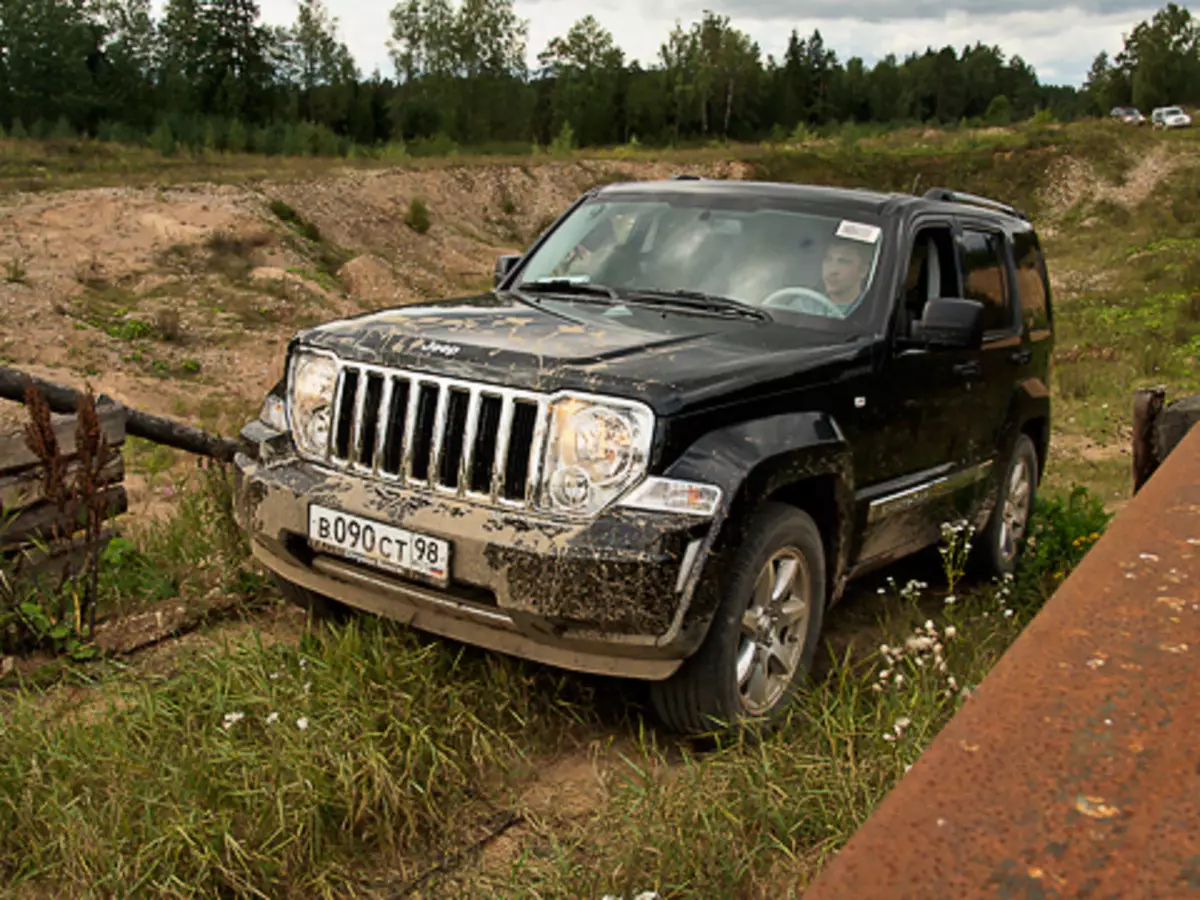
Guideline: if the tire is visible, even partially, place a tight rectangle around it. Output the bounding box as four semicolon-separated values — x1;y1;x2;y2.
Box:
273;574;350;623
650;502;827;736
975;433;1039;579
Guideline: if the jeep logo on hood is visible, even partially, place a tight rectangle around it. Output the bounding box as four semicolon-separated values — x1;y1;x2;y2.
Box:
414;340;462;357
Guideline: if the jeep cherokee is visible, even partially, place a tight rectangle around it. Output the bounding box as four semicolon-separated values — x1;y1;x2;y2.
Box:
232;178;1054;735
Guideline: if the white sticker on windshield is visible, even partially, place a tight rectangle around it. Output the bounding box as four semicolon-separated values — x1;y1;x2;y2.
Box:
836;220;881;244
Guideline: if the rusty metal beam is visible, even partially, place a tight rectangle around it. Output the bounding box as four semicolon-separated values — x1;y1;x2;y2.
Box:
803;424;1200;900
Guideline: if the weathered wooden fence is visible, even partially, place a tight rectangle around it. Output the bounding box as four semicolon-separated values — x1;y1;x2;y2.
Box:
1132;386;1200;493
1;395;128;579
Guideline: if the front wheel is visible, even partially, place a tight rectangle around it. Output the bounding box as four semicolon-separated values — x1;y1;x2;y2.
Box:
650;502;827;736
975;433;1039;578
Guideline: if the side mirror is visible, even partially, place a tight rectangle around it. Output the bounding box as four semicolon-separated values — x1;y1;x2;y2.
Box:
910;297;985;350
493;254;521;288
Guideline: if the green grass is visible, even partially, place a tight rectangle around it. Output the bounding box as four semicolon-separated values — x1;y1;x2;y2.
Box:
0;466;1110;896
1041;150;1200;497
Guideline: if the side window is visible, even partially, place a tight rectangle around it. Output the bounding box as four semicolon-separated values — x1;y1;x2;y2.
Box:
898;224;958;332
959;227;1014;333
1011;229;1051;331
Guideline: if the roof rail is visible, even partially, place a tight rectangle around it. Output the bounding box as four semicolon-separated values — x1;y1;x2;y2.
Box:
923;187;1028;221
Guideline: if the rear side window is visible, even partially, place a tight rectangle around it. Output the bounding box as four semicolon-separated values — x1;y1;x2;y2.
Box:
959;228;1014;333
1012;229;1051;330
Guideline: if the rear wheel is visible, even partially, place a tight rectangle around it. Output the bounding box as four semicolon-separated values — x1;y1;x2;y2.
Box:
975;433;1039;578
650;502;827;736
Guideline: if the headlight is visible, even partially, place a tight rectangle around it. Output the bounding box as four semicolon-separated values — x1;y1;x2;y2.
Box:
539;395;654;517
288;349;338;458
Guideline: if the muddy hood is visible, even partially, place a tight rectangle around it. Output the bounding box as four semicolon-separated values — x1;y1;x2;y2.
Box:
296;292;873;416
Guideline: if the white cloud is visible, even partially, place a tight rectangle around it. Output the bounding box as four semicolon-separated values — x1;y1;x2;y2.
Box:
211;1;1155;87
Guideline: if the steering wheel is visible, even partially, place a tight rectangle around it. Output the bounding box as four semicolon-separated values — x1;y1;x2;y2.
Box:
761;286;845;318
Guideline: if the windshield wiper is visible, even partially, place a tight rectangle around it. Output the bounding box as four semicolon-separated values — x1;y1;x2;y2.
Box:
515;279;621;302
625;288;772;321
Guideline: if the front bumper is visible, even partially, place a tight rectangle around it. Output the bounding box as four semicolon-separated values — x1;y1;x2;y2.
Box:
233;447;717;680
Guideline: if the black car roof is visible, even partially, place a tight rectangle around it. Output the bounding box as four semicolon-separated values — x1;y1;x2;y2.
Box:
592;177;1031;229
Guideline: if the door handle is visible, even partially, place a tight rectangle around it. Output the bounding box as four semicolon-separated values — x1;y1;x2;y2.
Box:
952;360;982;378
1010;349;1033;365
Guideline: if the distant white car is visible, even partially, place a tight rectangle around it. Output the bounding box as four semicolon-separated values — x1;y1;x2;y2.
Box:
1151;106;1193;129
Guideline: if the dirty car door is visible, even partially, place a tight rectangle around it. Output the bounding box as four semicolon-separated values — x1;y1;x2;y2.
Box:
852;220;971;566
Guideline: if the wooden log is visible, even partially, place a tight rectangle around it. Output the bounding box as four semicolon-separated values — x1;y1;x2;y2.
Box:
0;447;124;513
1154;393;1200;466
0;485;128;550
1132;386;1167;494
0;404;126;476
6;527;117;582
0;365;243;463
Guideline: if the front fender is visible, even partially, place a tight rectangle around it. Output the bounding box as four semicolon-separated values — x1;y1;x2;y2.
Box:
653;411;855;654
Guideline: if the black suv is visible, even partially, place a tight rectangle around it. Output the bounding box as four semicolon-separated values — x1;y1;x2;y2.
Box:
232;177;1053;734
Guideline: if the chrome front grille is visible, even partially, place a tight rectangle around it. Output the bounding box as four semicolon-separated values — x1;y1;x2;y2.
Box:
325;361;550;508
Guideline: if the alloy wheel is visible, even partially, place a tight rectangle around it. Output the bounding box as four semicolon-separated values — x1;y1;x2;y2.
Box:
735;548;811;716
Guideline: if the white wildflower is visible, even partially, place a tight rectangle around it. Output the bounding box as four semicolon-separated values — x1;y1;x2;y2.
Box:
894;673;905;687
938;660;948;673
296;716;309;731
905;635;935;653
944;626;957;640
944;594;957;606
895;716;911;730
924;619;937;634
880;644;890;655
303;681;312;694
879;669;891;681
872;683;884;693
222;712;245;731
266;712;279;725
1004;609;1014;618
883;733;897;742
299;658;308;669
948;676;959;690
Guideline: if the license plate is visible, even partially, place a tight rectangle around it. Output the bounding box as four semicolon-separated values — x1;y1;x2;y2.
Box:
307;504;450;587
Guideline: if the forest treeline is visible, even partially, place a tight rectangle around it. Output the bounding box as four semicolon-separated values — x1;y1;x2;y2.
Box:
0;0;1197;157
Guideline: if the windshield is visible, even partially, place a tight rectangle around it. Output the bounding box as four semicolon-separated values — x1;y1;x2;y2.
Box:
514;195;885;325
1163;107;1183;116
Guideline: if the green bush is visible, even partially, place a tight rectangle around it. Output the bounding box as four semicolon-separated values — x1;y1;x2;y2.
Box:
405;198;431;234
550;120;577;156
984;95;1012;126
1014;485;1112;605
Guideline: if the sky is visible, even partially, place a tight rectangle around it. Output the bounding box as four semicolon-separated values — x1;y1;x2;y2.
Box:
253;0;1160;87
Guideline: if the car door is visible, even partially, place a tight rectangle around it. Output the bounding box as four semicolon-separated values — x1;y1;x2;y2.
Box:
851;217;976;567
953;217;1025;470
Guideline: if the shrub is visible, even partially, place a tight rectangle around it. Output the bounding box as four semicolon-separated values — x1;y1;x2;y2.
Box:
405;198;431;234
1014;485;1112;604
984;95;1012;126
550;121;576;156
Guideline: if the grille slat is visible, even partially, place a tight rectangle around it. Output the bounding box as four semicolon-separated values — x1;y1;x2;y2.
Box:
324;361;546;509
491;397;516;502
458;390;482;494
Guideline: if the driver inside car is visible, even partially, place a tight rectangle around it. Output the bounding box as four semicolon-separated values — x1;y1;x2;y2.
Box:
819;236;874;315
